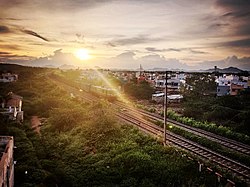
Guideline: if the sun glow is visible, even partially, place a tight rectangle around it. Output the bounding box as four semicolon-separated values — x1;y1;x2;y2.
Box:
75;49;91;60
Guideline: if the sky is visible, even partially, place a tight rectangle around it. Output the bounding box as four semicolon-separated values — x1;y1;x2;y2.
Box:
0;0;250;70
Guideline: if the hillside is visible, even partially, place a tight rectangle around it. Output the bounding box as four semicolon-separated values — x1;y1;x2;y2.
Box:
205;66;246;73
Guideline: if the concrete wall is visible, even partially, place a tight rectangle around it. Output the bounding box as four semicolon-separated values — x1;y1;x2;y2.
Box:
0;136;14;187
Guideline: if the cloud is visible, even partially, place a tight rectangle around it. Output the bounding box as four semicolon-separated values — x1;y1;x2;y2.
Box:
0;52;10;55
0;25;11;34
145;47;208;54
0;17;25;21
217;38;250;48
29;49;85;67
189;49;209;54
3;49;190;70
21;29;50;42
0;24;50;42
214;0;250;37
0;52;30;58
108;35;161;46
216;0;250;9
222;11;250;18
2;48;250;71
145;47;167;52
106;42;116;47
76;33;84;40
208;23;230;29
0;49;72;67
91;51;191;70
198;55;250;70
0;44;21;50
116;51;136;59
0;0;113;14
146;47;184;53
0;50;34;64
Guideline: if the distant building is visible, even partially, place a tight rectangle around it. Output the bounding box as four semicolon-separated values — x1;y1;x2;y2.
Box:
0;136;14;187
217;85;230;96
216;74;249;96
155;79;165;88
167;79;181;94
230;83;244;96
0;92;23;122
154;73;183;94
0;73;18;83
152;93;183;103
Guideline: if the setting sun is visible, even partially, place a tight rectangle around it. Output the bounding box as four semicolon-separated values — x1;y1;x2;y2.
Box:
75;49;91;60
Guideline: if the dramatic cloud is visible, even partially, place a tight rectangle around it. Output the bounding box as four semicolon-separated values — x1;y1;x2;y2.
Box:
2;48;250;71
215;0;250;37
0;25;10;34
0;0;249;70
21;29;50;42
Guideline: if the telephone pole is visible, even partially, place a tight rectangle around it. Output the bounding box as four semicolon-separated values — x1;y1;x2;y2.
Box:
163;71;168;146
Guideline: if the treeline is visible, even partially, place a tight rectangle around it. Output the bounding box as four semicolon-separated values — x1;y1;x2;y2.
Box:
183;74;250;136
0;65;245;186
124;80;154;100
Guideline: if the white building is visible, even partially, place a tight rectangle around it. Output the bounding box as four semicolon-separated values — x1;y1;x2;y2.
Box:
215;74;249;96
0;73;18;83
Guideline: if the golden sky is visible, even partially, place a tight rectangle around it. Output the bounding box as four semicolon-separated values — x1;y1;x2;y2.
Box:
0;0;250;70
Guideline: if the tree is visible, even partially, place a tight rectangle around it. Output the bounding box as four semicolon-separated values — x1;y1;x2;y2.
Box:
124;80;154;100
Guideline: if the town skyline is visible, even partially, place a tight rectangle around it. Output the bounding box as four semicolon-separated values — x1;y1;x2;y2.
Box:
0;0;250;70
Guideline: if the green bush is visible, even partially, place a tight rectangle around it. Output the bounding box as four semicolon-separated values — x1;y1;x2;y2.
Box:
167;110;250;144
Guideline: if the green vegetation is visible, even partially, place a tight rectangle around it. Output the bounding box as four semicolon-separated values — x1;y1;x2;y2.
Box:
0;65;247;186
144;116;250;167
168;125;250;167
167;110;250;144
124;80;154;100
183;73;250;136
133;98;250;144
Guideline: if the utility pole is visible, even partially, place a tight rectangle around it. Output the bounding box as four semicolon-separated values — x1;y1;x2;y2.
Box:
163;71;168;146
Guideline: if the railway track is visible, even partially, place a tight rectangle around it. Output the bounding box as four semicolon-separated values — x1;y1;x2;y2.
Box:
50;77;250;182
115;101;250;156
117;111;250;181
55;77;250;155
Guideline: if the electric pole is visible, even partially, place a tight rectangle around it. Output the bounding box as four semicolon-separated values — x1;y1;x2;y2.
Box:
163;71;168;146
